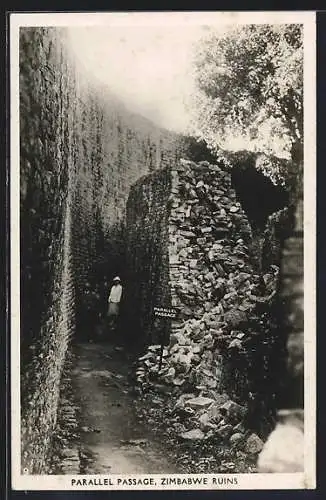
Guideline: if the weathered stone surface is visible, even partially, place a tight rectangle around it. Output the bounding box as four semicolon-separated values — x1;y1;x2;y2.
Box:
229;432;244;445
245;434;264;454
198;412;211;431
219;401;247;422
215;424;233;439
180;429;205;441
186;397;215;409
60;448;78;459
212;393;230;406
174;393;196;410
224;309;248;328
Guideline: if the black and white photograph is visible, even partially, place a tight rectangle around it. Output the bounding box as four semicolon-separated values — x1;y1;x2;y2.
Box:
10;11;316;490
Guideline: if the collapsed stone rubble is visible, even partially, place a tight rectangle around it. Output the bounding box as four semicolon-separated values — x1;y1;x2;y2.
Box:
135;158;283;454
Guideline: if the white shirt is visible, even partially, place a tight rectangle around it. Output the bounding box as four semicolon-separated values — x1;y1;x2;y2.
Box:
109;284;122;303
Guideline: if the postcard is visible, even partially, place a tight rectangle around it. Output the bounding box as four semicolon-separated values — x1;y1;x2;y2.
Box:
10;10;316;490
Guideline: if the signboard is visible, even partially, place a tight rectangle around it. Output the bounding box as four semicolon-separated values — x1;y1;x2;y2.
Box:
153;306;179;370
153;306;179;319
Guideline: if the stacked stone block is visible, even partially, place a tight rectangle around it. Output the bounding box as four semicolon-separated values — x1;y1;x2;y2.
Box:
134;158;286;440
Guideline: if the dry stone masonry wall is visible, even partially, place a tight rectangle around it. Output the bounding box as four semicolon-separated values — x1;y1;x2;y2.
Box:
125;167;172;346
134;158;288;442
257;201;304;473
279;200;304;409
20;27;77;473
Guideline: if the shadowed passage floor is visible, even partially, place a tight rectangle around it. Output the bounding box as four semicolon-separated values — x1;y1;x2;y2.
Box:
70;342;177;474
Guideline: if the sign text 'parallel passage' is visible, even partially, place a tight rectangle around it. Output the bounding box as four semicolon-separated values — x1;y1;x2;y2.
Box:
153;306;179;319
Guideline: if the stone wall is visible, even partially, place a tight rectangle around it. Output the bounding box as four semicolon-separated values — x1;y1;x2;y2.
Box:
257;201;304;473
125;167;172;346
134;158;289;437
279;200;304;409
19;27;182;473
20;27;77;473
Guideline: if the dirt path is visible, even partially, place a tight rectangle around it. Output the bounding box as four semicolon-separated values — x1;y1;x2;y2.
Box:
69;342;178;474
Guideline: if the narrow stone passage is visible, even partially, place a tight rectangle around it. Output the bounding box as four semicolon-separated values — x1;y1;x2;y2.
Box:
69;341;178;474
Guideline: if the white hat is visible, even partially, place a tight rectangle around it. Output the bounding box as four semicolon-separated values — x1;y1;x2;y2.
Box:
113;276;121;281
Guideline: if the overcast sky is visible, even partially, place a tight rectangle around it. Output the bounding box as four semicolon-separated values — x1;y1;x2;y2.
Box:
66;24;215;132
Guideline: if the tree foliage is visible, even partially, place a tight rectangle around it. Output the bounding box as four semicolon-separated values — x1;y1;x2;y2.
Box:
192;24;303;165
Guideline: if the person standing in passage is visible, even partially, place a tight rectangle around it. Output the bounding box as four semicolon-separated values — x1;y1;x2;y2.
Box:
108;276;122;332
